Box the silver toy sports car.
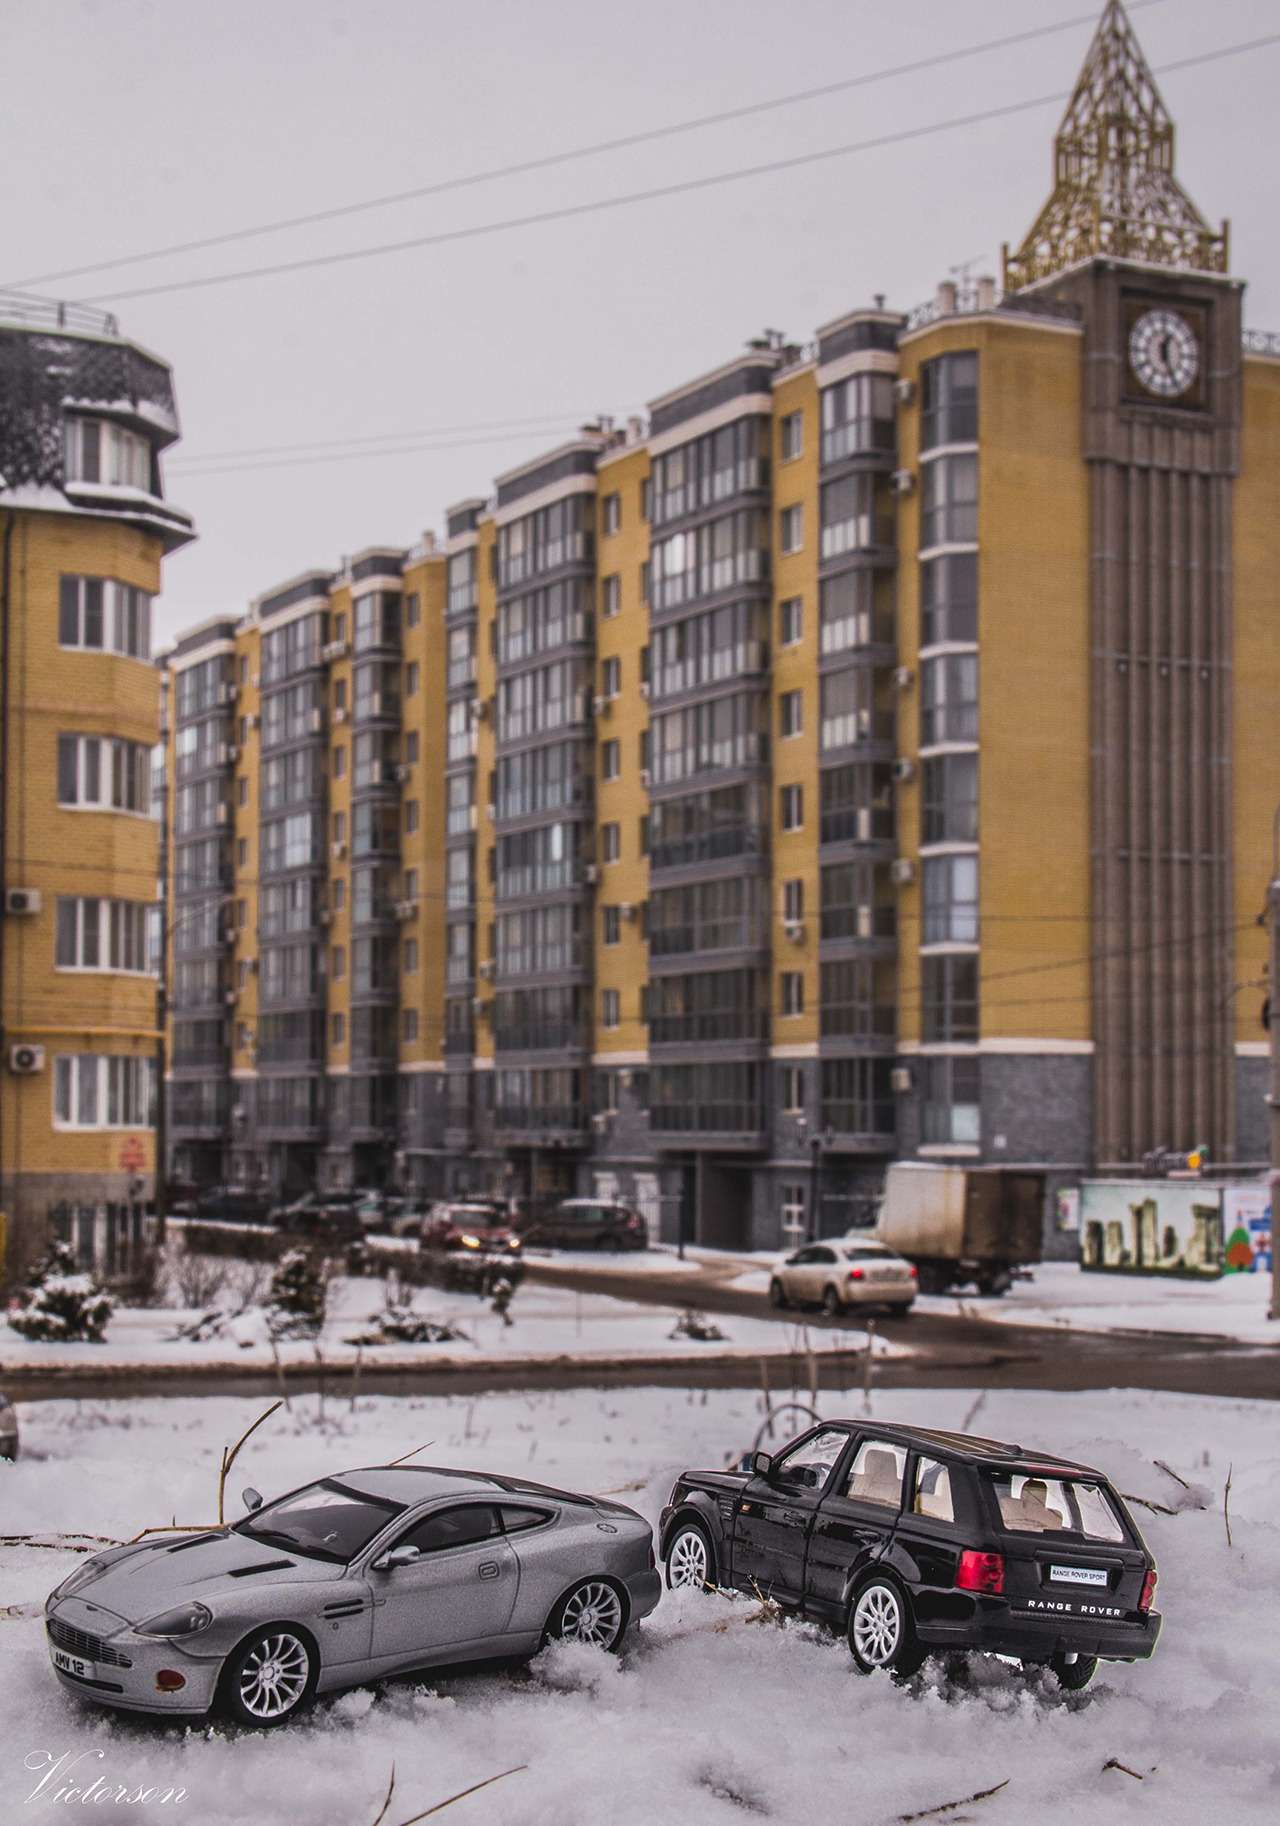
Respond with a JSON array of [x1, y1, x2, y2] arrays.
[[45, 1465, 660, 1725]]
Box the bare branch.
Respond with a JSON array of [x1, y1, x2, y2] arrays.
[[1153, 1458, 1191, 1490], [390, 1765, 526, 1825], [217, 1401, 283, 1523], [1102, 1759, 1148, 1781], [386, 1439, 437, 1468], [1223, 1463, 1233, 1548], [368, 1763, 396, 1826], [1120, 1491, 1178, 1517], [897, 1778, 1009, 1823]]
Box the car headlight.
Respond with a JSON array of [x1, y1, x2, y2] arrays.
[[459, 1234, 481, 1249], [54, 1558, 103, 1601], [136, 1602, 213, 1638]]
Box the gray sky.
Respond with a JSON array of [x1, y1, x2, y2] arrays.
[[5, 0, 1277, 645]]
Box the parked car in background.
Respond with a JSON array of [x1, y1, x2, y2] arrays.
[[420, 1204, 523, 1257], [661, 1420, 1161, 1690], [172, 1186, 275, 1225], [0, 1390, 19, 1461], [769, 1239, 917, 1316], [46, 1464, 659, 1725], [520, 1199, 648, 1252]]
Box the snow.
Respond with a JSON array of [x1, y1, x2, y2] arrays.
[[0, 1275, 903, 1372], [0, 1382, 1275, 1825], [914, 1261, 1280, 1344]]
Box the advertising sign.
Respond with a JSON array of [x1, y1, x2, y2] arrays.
[[1222, 1184, 1272, 1275], [1079, 1179, 1225, 1278]]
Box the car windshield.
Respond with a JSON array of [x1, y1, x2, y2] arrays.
[[235, 1479, 405, 1563], [839, 1246, 890, 1261], [986, 1472, 1126, 1543]]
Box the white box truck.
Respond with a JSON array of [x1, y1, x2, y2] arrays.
[[874, 1162, 1044, 1295]]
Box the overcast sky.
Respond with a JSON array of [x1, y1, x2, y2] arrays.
[[4, 0, 1276, 645]]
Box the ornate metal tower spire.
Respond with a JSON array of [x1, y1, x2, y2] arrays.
[[1002, 0, 1228, 292]]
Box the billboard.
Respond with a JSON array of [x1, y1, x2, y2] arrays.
[[1222, 1184, 1272, 1275], [1080, 1179, 1228, 1278]]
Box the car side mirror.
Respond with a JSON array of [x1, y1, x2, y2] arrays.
[[241, 1488, 263, 1513], [372, 1543, 421, 1572], [779, 1463, 818, 1489], [750, 1451, 774, 1480]]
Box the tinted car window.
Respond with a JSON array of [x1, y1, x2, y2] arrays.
[[811, 1247, 836, 1264], [774, 1427, 849, 1487], [400, 1504, 502, 1554], [912, 1455, 955, 1523], [988, 1474, 1125, 1542], [500, 1505, 552, 1534], [238, 1479, 405, 1563], [844, 1441, 907, 1507]]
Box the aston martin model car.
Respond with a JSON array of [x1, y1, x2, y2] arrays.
[[46, 1466, 660, 1725], [661, 1420, 1160, 1690], [769, 1239, 917, 1316]]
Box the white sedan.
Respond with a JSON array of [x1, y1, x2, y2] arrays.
[[768, 1239, 917, 1317]]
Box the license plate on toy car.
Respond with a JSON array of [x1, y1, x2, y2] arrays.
[[52, 1648, 93, 1680], [1049, 1564, 1108, 1587]]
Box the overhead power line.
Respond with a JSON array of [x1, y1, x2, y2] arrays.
[[170, 421, 622, 481], [1, 3, 1170, 293], [167, 412, 619, 470], [72, 34, 1279, 308]]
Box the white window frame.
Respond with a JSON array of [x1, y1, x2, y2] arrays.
[[781, 971, 805, 1017], [53, 1053, 154, 1130], [780, 596, 803, 646], [780, 412, 804, 462], [55, 896, 155, 976], [780, 689, 803, 739], [601, 988, 621, 1029], [63, 417, 153, 493], [780, 503, 804, 555], [602, 821, 621, 863]]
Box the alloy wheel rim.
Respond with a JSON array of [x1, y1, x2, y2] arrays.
[[670, 1530, 709, 1588], [238, 1631, 309, 1718], [853, 1586, 901, 1666], [559, 1580, 623, 1647]]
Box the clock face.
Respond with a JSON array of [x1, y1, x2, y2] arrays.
[[1128, 308, 1199, 399]]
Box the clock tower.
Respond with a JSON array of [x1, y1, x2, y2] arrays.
[[1002, 0, 1241, 1165]]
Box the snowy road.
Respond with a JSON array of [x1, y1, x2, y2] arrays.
[[1, 1383, 1275, 1825]]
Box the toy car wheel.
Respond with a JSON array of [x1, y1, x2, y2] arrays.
[[546, 1578, 627, 1652], [1048, 1651, 1098, 1692], [847, 1578, 925, 1678], [665, 1520, 715, 1591], [220, 1626, 315, 1726], [768, 1278, 788, 1309], [822, 1285, 842, 1318]]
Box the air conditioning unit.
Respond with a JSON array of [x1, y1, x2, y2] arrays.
[[8, 1042, 45, 1075], [621, 902, 637, 921], [784, 920, 805, 944], [592, 695, 610, 717], [893, 666, 914, 691], [892, 469, 915, 496], [471, 698, 488, 721], [333, 707, 348, 724], [639, 768, 651, 788], [394, 763, 412, 783], [323, 640, 349, 661], [639, 682, 650, 700], [890, 858, 916, 885], [4, 887, 41, 916], [478, 960, 495, 980], [583, 864, 598, 885], [332, 840, 347, 859], [308, 709, 325, 733], [890, 1065, 913, 1093], [393, 900, 418, 921], [894, 378, 916, 406], [224, 990, 238, 1007], [893, 757, 916, 783]]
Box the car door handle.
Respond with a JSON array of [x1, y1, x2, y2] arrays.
[[478, 1561, 501, 1579]]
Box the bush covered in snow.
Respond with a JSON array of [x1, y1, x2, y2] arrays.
[[346, 1303, 468, 1347], [266, 1248, 328, 1340], [7, 1239, 113, 1343]]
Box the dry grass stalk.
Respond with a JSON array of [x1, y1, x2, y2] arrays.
[[384, 1765, 526, 1826], [217, 1401, 283, 1524], [1120, 1492, 1177, 1517], [1102, 1759, 1148, 1781], [1153, 1458, 1191, 1490], [897, 1778, 1009, 1823], [1223, 1462, 1233, 1547], [387, 1439, 437, 1468]]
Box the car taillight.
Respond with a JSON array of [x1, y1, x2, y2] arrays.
[[908, 1264, 918, 1278], [1139, 1567, 1157, 1614], [956, 1550, 1005, 1595], [848, 1266, 864, 1281]]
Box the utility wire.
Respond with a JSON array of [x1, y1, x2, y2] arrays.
[[172, 424, 616, 481], [2, 2, 1172, 293], [167, 412, 621, 471]]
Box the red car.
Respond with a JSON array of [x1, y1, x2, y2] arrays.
[[419, 1202, 523, 1256]]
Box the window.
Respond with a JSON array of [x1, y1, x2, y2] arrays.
[[820, 372, 895, 464], [781, 1067, 804, 1115], [781, 1181, 806, 1242], [602, 822, 621, 863], [921, 753, 978, 845], [334, 612, 348, 643], [601, 655, 621, 698], [821, 473, 887, 559], [783, 879, 804, 923], [59, 576, 152, 660], [57, 735, 150, 814], [602, 988, 620, 1029], [405, 731, 419, 765], [403, 1008, 419, 1041], [602, 573, 621, 618], [405, 661, 420, 697], [53, 1054, 154, 1130], [603, 492, 621, 535], [780, 595, 803, 646], [405, 800, 419, 834], [640, 559, 651, 605], [602, 905, 621, 945], [922, 854, 979, 944], [913, 1457, 955, 1523], [780, 411, 803, 461], [780, 783, 803, 832], [332, 811, 346, 844], [237, 838, 249, 868], [781, 971, 804, 1017], [447, 547, 478, 615], [780, 503, 804, 554], [844, 1440, 907, 1508], [921, 654, 978, 746], [404, 938, 419, 973], [237, 776, 249, 806], [237, 959, 251, 990], [396, 1504, 501, 1556], [921, 1054, 981, 1145], [331, 1012, 346, 1045], [332, 946, 346, 980], [921, 452, 978, 548], [640, 476, 653, 522], [820, 569, 890, 655], [404, 868, 419, 900], [773, 1428, 849, 1488], [987, 1474, 1124, 1542], [922, 954, 979, 1042], [921, 351, 978, 450], [601, 739, 620, 782], [64, 417, 152, 491], [332, 879, 346, 911], [56, 898, 153, 974], [921, 552, 978, 647], [779, 689, 803, 739], [334, 679, 347, 712]]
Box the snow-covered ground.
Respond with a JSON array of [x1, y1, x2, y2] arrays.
[[0, 1276, 900, 1373], [0, 1382, 1275, 1825], [914, 1261, 1280, 1344]]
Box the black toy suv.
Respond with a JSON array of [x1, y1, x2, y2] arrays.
[[661, 1420, 1160, 1690]]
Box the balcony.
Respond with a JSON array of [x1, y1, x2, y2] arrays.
[[649, 1100, 764, 1140], [647, 1010, 769, 1048], [493, 1021, 587, 1054], [649, 824, 766, 874], [493, 1103, 587, 1138], [820, 1101, 897, 1147]]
